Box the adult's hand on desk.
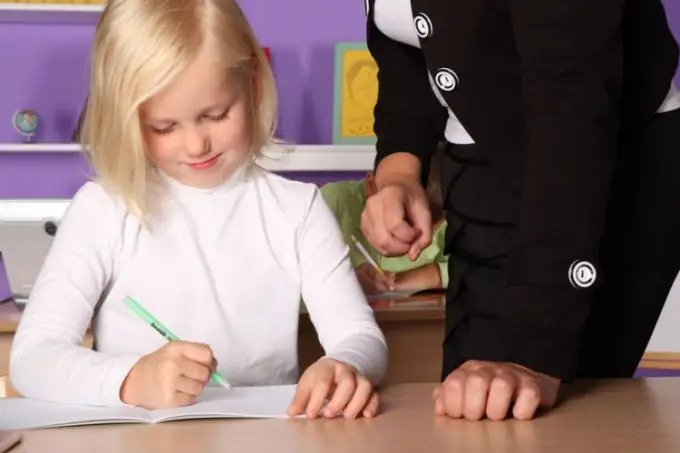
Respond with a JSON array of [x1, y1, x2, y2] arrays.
[[119, 341, 217, 409], [360, 172, 432, 260], [433, 360, 560, 421], [288, 358, 380, 420]]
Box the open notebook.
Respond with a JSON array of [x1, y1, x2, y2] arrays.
[[0, 385, 298, 430]]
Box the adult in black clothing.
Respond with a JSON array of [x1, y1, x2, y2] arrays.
[[360, 0, 680, 420]]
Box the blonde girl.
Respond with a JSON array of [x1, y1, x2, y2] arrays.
[[10, 0, 387, 420]]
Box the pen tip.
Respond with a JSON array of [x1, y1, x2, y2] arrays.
[[213, 373, 231, 389]]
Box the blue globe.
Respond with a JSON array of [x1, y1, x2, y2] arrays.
[[12, 109, 40, 138]]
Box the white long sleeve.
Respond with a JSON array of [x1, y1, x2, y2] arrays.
[[10, 165, 387, 406], [296, 189, 387, 384], [9, 184, 141, 406]]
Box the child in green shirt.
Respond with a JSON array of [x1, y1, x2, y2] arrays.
[[321, 147, 448, 295]]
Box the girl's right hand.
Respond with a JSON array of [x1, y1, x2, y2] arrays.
[[355, 263, 395, 294], [119, 341, 216, 409]]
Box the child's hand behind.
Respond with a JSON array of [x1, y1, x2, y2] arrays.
[[119, 341, 217, 409], [393, 263, 442, 291], [287, 358, 380, 419], [355, 263, 395, 294]]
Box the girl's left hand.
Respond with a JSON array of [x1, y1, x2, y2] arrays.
[[287, 358, 380, 419]]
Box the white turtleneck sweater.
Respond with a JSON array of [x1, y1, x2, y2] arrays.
[[9, 164, 388, 406]]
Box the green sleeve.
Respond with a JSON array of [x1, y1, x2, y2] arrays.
[[319, 182, 366, 268], [433, 222, 449, 288]]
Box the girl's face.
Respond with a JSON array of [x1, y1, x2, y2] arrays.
[[141, 45, 253, 189]]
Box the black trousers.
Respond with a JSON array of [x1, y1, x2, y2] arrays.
[[441, 108, 680, 380]]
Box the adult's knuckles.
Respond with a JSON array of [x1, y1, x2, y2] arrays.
[[520, 384, 541, 404], [466, 373, 492, 390], [462, 359, 484, 371], [375, 236, 393, 250], [443, 375, 465, 392], [491, 375, 516, 393]]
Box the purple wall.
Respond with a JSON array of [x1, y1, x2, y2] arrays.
[[0, 0, 370, 299], [667, 0, 680, 81], [0, 1, 679, 300]]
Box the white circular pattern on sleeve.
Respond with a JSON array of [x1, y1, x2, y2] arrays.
[[434, 68, 459, 92], [569, 260, 597, 288], [413, 13, 433, 39]]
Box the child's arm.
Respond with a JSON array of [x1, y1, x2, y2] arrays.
[[393, 224, 449, 290], [319, 182, 366, 268], [9, 184, 141, 406], [298, 188, 388, 385]]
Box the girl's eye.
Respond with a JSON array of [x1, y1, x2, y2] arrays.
[[205, 109, 230, 121], [149, 108, 229, 134], [151, 124, 175, 135]]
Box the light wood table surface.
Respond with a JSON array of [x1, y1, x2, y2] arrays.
[[10, 378, 680, 453], [3, 293, 680, 387], [0, 294, 447, 387]]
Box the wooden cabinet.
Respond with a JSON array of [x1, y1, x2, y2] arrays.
[[299, 312, 444, 385]]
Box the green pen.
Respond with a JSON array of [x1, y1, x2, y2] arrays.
[[123, 296, 231, 389]]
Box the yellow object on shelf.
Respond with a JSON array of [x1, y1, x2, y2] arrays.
[[332, 42, 378, 145]]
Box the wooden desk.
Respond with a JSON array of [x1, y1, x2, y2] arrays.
[[0, 295, 447, 385], [3, 294, 679, 387], [13, 379, 680, 453]]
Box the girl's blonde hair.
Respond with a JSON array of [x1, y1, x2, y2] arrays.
[[80, 0, 277, 219]]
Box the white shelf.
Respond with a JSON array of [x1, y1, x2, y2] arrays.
[[0, 143, 80, 153], [0, 143, 376, 172], [260, 144, 376, 172], [0, 3, 104, 24]]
